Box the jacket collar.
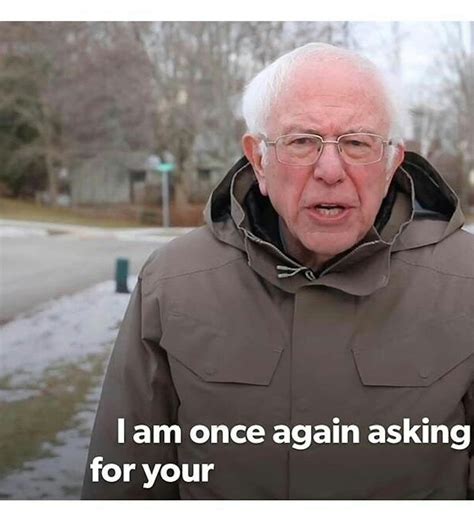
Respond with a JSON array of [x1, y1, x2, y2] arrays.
[[205, 152, 463, 296]]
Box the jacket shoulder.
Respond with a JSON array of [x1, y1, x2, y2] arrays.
[[395, 227, 474, 279], [139, 226, 244, 283]]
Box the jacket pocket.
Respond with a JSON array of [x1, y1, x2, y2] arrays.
[[352, 314, 474, 387], [160, 311, 283, 386]]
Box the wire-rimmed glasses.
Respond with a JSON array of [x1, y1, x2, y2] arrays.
[[260, 132, 393, 166]]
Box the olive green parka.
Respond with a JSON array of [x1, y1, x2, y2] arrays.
[[82, 152, 474, 499]]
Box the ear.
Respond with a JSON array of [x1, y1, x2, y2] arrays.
[[242, 133, 268, 196], [384, 143, 405, 196]]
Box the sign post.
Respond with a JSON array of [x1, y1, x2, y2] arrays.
[[157, 162, 175, 227], [147, 155, 175, 228]]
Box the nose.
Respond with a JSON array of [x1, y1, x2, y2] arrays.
[[312, 141, 346, 185]]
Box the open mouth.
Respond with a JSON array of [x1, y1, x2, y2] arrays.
[[312, 204, 347, 217]]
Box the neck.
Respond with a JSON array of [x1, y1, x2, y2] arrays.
[[278, 218, 331, 271]]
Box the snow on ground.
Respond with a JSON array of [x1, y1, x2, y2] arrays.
[[0, 277, 137, 499], [0, 278, 136, 397], [0, 226, 49, 238], [0, 219, 193, 242], [114, 229, 190, 243], [0, 384, 101, 500]]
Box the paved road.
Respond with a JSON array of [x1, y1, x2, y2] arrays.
[[0, 225, 176, 322], [1, 220, 472, 323]]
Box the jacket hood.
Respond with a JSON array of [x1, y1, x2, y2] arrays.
[[203, 151, 465, 295]]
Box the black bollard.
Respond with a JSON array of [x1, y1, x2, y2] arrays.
[[115, 257, 129, 293]]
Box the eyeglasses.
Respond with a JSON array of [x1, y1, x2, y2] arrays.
[[260, 132, 393, 166]]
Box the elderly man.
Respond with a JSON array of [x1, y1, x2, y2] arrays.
[[82, 43, 474, 499]]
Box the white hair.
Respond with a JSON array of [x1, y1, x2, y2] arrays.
[[241, 42, 405, 168]]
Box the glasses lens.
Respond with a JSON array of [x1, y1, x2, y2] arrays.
[[276, 134, 322, 165], [339, 134, 383, 164]]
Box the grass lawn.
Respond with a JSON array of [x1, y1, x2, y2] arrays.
[[0, 353, 107, 479], [0, 197, 146, 228]]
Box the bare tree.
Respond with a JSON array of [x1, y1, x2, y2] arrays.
[[0, 23, 68, 202], [0, 21, 363, 204], [0, 22, 159, 202], [133, 21, 359, 199], [430, 22, 473, 208]]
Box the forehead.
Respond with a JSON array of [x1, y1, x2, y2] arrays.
[[267, 59, 391, 135]]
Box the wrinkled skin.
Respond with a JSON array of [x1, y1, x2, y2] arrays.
[[243, 59, 405, 270]]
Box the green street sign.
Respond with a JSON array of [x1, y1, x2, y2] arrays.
[[157, 163, 175, 173]]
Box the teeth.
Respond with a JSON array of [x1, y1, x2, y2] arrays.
[[314, 206, 344, 217]]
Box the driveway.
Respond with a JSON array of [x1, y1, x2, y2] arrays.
[[0, 220, 192, 322]]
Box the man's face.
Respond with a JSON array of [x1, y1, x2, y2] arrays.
[[243, 60, 404, 269]]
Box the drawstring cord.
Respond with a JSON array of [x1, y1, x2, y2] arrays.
[[276, 265, 308, 279]]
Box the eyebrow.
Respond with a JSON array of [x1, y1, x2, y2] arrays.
[[280, 125, 319, 134], [281, 125, 379, 135]]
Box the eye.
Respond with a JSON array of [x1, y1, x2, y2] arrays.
[[287, 136, 314, 146], [295, 137, 311, 145], [345, 138, 370, 148]]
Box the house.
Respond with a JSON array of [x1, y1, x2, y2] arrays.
[[70, 150, 170, 206]]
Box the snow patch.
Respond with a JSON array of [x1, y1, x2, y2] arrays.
[[0, 227, 49, 238], [0, 385, 101, 499], [0, 278, 136, 389]]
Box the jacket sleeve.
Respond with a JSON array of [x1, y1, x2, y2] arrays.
[[81, 272, 180, 499], [466, 381, 474, 500]]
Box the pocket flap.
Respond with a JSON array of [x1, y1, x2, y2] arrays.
[[352, 314, 474, 387], [160, 311, 283, 385]]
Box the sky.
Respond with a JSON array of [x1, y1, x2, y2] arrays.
[[356, 22, 470, 89]]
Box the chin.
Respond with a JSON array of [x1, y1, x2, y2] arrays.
[[302, 234, 360, 261]]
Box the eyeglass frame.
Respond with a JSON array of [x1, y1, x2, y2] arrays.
[[259, 132, 393, 166]]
